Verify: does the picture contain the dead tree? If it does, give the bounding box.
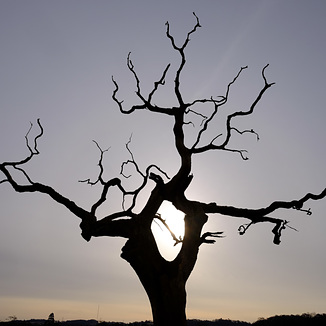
[1,14,325,326]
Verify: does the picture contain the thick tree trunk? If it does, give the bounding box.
[120,205,207,326]
[145,270,187,326]
[121,228,188,326]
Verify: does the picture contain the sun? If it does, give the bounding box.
[157,201,185,240]
[151,201,185,261]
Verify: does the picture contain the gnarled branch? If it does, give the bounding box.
[202,187,326,244]
[111,54,174,116]
[165,12,201,106]
[191,65,274,159]
[0,120,137,242]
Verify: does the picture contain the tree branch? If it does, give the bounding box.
[191,65,274,159]
[0,121,138,242]
[165,12,201,106]
[199,231,224,245]
[148,63,171,103]
[190,66,246,152]
[202,187,326,244]
[111,55,174,116]
[79,140,128,215]
[154,213,183,246]
[231,127,260,141]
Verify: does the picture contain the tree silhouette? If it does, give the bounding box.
[47,313,54,324]
[1,13,325,326]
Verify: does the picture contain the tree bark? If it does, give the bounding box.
[120,224,189,326]
[143,266,187,326]
[120,201,207,326]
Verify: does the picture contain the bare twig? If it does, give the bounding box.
[231,127,260,141]
[191,67,248,151]
[154,213,183,246]
[200,231,224,245]
[79,140,111,186]
[120,135,145,179]
[191,65,274,159]
[112,56,174,116]
[165,12,201,106]
[148,63,171,103]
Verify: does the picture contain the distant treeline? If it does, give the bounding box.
[252,313,326,326]
[1,313,326,326]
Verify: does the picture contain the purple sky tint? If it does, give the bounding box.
[1,0,326,322]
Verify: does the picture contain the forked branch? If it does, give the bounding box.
[200,231,224,245]
[192,65,274,158]
[165,12,201,106]
[0,121,91,220]
[80,137,169,216]
[0,121,137,241]
[202,186,326,244]
[112,55,173,116]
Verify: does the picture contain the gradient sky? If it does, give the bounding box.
[1,0,326,323]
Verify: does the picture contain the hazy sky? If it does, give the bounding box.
[1,0,326,323]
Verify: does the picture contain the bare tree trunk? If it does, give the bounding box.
[120,202,207,326]
[147,276,187,326]
[121,229,188,326]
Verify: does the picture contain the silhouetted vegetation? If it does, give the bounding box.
[2,314,326,326]
[187,319,250,326]
[252,313,326,326]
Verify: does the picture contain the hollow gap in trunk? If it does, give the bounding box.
[151,201,185,261]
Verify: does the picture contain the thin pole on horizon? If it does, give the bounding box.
[96,305,100,321]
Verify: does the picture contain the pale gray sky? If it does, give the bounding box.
[1,0,326,323]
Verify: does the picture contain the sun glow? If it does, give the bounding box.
[151,201,185,261]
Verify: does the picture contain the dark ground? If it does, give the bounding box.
[1,313,326,326]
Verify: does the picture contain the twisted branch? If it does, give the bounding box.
[202,186,326,244]
[111,55,174,116]
[165,12,201,106]
[191,65,274,159]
